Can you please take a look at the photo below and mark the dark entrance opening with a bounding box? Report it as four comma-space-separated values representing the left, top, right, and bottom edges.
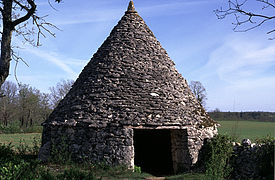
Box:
133, 129, 174, 176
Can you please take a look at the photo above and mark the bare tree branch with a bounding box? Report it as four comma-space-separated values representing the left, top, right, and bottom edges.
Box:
32, 14, 61, 46
12, 0, 36, 28
215, 0, 275, 39
0, 0, 62, 88
48, 0, 58, 11
11, 47, 29, 86
267, 29, 275, 34
257, 0, 275, 9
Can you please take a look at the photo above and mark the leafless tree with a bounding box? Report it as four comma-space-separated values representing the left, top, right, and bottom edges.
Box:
215, 0, 275, 39
0, 0, 62, 89
189, 81, 207, 107
49, 79, 74, 108
38, 92, 51, 121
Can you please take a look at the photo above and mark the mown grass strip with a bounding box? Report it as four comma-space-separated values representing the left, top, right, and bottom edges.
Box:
218, 121, 275, 141
0, 133, 41, 148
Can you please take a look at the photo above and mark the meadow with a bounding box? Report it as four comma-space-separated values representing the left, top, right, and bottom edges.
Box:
0, 133, 41, 148
218, 120, 275, 141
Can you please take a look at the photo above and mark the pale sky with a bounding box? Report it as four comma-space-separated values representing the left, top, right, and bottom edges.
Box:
7, 0, 275, 112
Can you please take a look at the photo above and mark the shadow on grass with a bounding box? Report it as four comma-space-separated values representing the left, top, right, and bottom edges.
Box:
165, 173, 206, 180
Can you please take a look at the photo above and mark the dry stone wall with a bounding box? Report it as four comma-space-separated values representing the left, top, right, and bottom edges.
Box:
39, 125, 134, 168
171, 129, 192, 173
231, 139, 273, 180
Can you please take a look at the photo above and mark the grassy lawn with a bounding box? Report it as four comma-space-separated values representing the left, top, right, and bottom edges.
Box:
0, 133, 41, 148
165, 173, 206, 180
218, 120, 275, 141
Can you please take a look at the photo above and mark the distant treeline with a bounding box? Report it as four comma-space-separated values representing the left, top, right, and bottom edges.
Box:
208, 111, 275, 122
0, 80, 73, 132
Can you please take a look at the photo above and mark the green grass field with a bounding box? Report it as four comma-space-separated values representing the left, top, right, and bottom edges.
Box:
218, 121, 275, 141
0, 133, 41, 148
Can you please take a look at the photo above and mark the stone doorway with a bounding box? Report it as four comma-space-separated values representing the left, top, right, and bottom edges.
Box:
133, 129, 174, 176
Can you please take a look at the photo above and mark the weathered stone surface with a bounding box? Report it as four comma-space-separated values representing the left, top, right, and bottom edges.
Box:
40, 125, 134, 167
39, 1, 218, 172
241, 138, 251, 147
187, 126, 218, 165
232, 139, 267, 180
171, 129, 191, 173
38, 141, 51, 162
42, 1, 215, 129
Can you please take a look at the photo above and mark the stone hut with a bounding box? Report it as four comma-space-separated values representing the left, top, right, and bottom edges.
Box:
39, 1, 218, 175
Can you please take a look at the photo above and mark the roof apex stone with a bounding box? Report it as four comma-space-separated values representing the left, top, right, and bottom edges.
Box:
126, 0, 137, 13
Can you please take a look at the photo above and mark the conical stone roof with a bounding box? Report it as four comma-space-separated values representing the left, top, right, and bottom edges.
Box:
44, 1, 216, 128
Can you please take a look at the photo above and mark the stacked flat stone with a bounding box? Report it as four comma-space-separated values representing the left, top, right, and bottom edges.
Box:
42, 3, 215, 129
39, 1, 218, 172
232, 139, 267, 179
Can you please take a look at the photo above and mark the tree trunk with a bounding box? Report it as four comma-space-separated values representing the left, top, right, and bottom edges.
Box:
3, 112, 8, 126
30, 118, 33, 126
26, 109, 31, 128
3, 102, 8, 126
0, 0, 13, 88
20, 116, 24, 127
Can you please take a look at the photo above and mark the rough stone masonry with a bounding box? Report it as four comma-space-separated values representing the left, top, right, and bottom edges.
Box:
39, 0, 218, 174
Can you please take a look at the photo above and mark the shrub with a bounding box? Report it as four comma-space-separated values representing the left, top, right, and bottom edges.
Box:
201, 134, 234, 179
134, 165, 141, 173
0, 142, 44, 180
31, 137, 41, 156
0, 125, 43, 134
0, 143, 40, 180
0, 143, 14, 161
0, 125, 22, 134
255, 136, 274, 179
0, 160, 29, 179
37, 169, 56, 180
17, 139, 30, 155
50, 136, 72, 164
